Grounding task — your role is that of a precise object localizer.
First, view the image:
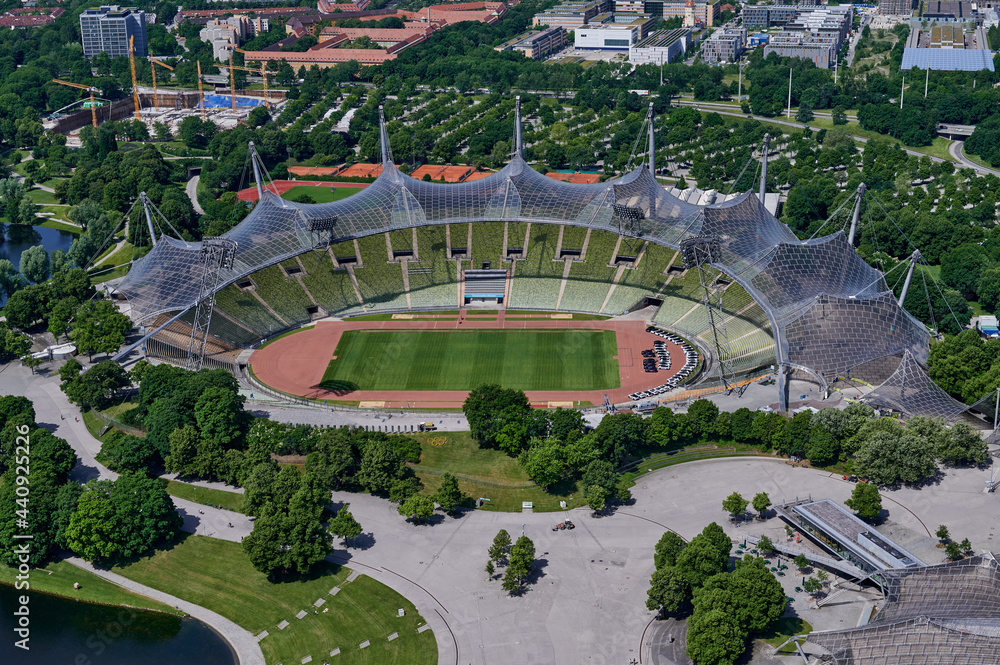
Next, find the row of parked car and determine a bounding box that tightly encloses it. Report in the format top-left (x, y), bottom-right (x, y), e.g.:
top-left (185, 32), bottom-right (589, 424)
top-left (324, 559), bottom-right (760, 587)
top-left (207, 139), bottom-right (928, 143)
top-left (628, 327), bottom-right (700, 401)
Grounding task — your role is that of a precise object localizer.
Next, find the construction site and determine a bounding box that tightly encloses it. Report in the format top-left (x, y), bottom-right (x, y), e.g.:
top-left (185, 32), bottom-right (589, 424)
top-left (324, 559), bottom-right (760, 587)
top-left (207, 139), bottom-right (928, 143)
top-left (42, 38), bottom-right (286, 144)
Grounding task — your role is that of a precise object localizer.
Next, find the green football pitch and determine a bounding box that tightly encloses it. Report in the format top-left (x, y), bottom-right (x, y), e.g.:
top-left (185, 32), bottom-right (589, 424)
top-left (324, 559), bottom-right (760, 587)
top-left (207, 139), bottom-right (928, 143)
top-left (321, 329), bottom-right (621, 391)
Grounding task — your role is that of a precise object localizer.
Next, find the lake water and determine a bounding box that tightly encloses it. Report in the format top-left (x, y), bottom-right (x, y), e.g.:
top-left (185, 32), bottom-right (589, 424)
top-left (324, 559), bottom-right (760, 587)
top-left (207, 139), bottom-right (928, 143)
top-left (0, 224), bottom-right (76, 275)
top-left (0, 582), bottom-right (238, 665)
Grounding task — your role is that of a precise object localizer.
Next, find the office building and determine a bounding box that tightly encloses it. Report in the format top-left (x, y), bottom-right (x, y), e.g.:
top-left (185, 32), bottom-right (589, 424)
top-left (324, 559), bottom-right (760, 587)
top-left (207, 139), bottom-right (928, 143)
top-left (628, 27), bottom-right (692, 65)
top-left (643, 0), bottom-right (719, 26)
top-left (701, 26), bottom-right (745, 63)
top-left (533, 0), bottom-right (613, 30)
top-left (494, 26), bottom-right (568, 59)
top-left (80, 5), bottom-right (147, 58)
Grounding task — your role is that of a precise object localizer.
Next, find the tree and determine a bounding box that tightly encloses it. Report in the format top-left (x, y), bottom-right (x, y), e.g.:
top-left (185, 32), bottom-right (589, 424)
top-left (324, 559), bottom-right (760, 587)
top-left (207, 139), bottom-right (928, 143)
top-left (936, 524), bottom-right (950, 543)
top-left (654, 531), bottom-right (687, 570)
top-left (937, 422), bottom-right (988, 467)
top-left (98, 433), bottom-right (158, 475)
top-left (676, 524), bottom-right (731, 589)
top-left (0, 259), bottom-right (21, 299)
top-left (592, 412), bottom-right (648, 462)
top-left (357, 439), bottom-right (404, 494)
top-left (832, 106), bottom-right (848, 125)
top-left (463, 384), bottom-right (532, 450)
top-left (646, 565), bottom-right (691, 615)
top-left (686, 399), bottom-right (719, 437)
top-left (586, 484), bottom-right (608, 514)
top-left (945, 540), bottom-right (963, 560)
top-left (434, 473), bottom-right (464, 514)
top-left (194, 386), bottom-right (246, 448)
top-left (486, 560), bottom-right (495, 578)
top-left (489, 528), bottom-right (512, 565)
top-left (61, 360), bottom-right (130, 410)
top-left (519, 439), bottom-right (565, 489)
top-left (806, 423), bottom-right (839, 467)
top-left (685, 608), bottom-right (746, 665)
top-left (803, 576), bottom-right (823, 594)
top-left (328, 507), bottom-right (363, 541)
top-left (18, 245), bottom-right (49, 284)
top-left (752, 492), bottom-right (771, 517)
top-left (64, 476), bottom-right (181, 563)
top-left (960, 537), bottom-right (973, 555)
top-left (398, 495), bottom-right (434, 523)
top-left (165, 425), bottom-right (200, 476)
top-left (69, 300), bottom-right (132, 360)
top-left (853, 428), bottom-right (936, 485)
top-left (757, 535), bottom-right (774, 554)
top-left (722, 491), bottom-right (748, 518)
top-left (793, 554), bottom-right (809, 571)
top-left (844, 482), bottom-right (882, 522)
top-left (502, 535), bottom-right (535, 594)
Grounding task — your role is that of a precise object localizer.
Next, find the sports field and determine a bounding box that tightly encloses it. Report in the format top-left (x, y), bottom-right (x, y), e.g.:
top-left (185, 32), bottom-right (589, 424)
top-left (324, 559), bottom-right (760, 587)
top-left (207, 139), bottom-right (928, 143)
top-left (321, 329), bottom-right (620, 391)
top-left (279, 186), bottom-right (358, 204)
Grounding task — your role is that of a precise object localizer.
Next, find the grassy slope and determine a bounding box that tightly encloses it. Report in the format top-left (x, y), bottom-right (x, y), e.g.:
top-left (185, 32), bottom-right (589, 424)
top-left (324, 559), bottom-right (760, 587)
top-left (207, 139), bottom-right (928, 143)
top-left (322, 329), bottom-right (620, 391)
top-left (114, 535), bottom-right (437, 665)
top-left (412, 430), bottom-right (579, 512)
top-left (0, 560), bottom-right (184, 616)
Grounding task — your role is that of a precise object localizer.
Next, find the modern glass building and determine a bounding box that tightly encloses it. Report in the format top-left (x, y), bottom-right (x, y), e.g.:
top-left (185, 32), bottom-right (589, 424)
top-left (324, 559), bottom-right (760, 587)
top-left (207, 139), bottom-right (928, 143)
top-left (80, 5), bottom-right (148, 59)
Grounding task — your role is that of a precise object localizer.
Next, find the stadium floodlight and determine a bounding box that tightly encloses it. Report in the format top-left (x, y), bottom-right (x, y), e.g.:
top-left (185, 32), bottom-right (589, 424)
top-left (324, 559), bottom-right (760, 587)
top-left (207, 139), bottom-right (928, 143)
top-left (680, 236), bottom-right (722, 269)
top-left (612, 204), bottom-right (645, 221)
top-left (309, 216), bottom-right (338, 233)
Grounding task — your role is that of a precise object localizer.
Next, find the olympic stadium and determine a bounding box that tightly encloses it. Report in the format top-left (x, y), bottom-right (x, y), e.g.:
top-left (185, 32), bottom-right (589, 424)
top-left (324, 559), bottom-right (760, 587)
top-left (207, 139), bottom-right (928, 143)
top-left (111, 100), bottom-right (985, 419)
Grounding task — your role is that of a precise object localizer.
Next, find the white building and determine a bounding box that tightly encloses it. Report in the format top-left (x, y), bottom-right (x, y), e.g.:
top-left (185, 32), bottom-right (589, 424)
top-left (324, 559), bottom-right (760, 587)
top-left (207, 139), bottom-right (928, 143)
top-left (628, 28), bottom-right (691, 65)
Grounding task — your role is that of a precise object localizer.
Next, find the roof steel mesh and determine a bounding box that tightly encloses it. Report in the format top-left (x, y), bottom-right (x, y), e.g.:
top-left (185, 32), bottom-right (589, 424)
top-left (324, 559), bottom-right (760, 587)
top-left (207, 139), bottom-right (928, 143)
top-left (116, 145), bottom-right (962, 421)
top-left (809, 554), bottom-right (1000, 664)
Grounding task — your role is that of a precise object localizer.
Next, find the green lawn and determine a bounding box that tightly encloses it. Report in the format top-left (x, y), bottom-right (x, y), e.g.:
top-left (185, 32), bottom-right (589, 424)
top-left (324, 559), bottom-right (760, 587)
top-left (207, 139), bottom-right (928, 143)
top-left (322, 329), bottom-right (620, 391)
top-left (27, 188), bottom-right (59, 205)
top-left (114, 535), bottom-right (437, 665)
top-left (412, 430), bottom-right (579, 512)
top-left (280, 186), bottom-right (360, 204)
top-left (161, 479), bottom-right (245, 513)
top-left (760, 616), bottom-right (813, 653)
top-left (0, 560), bottom-right (183, 616)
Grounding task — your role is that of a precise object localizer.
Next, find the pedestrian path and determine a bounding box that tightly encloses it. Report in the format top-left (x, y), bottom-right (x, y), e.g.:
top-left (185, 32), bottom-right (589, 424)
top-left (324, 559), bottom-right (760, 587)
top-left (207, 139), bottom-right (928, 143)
top-left (65, 557), bottom-right (265, 665)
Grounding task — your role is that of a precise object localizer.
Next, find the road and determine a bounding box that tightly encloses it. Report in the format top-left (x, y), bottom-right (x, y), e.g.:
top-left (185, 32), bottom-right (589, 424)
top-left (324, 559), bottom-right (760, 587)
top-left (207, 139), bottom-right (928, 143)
top-left (948, 139), bottom-right (1000, 177)
top-left (186, 174), bottom-right (205, 214)
top-left (846, 13), bottom-right (872, 67)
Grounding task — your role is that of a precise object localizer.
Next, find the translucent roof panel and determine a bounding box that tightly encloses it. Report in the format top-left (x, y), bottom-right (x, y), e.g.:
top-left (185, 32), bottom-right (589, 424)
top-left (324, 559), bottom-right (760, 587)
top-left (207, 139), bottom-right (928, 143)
top-left (114, 126), bottom-right (966, 422)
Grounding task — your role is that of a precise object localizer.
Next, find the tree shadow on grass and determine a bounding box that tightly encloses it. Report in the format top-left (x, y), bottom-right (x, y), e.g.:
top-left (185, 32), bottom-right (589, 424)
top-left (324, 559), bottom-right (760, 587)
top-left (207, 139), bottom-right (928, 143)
top-left (314, 379), bottom-right (359, 394)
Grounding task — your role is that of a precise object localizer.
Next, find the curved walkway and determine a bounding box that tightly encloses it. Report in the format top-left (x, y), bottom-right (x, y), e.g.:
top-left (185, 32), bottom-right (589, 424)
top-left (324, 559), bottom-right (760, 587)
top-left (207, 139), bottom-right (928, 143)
top-left (64, 557), bottom-right (265, 665)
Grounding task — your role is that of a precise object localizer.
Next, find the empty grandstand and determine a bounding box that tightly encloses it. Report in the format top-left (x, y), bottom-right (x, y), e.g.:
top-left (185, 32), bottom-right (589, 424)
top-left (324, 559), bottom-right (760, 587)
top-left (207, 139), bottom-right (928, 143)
top-left (114, 99), bottom-right (968, 418)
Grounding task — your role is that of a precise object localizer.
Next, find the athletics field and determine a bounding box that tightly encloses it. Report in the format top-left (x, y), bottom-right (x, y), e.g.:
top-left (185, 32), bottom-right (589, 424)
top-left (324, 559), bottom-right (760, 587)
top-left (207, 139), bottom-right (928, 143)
top-left (321, 329), bottom-right (620, 391)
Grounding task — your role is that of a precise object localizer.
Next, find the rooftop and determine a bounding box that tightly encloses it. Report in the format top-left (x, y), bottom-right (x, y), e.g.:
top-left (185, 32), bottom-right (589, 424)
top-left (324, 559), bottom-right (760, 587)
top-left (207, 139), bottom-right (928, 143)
top-left (792, 499), bottom-right (925, 571)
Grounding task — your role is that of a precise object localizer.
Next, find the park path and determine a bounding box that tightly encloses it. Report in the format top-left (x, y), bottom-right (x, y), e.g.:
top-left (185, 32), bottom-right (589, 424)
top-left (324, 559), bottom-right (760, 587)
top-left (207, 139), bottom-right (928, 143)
top-left (64, 557), bottom-right (265, 665)
top-left (186, 174), bottom-right (205, 214)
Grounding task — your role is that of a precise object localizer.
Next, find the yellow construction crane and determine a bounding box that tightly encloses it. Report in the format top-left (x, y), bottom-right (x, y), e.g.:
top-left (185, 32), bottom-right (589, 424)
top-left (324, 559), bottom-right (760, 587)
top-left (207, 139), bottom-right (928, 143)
top-left (196, 60), bottom-right (206, 120)
top-left (52, 79), bottom-right (100, 128)
top-left (128, 35), bottom-right (142, 120)
top-left (150, 60), bottom-right (174, 108)
top-left (233, 48), bottom-right (275, 108)
top-left (228, 52), bottom-right (236, 110)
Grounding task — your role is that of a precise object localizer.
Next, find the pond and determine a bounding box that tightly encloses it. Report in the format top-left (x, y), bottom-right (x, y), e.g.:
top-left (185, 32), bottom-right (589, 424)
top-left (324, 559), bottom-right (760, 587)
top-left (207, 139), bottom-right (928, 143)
top-left (0, 223), bottom-right (76, 274)
top-left (0, 582), bottom-right (238, 665)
